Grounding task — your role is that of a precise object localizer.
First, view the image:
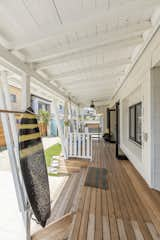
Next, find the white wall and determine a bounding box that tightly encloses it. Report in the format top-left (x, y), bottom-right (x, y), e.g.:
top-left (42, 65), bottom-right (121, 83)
top-left (96, 105), bottom-right (107, 133)
top-left (112, 26), bottom-right (160, 188)
top-left (121, 86), bottom-right (143, 175)
top-left (150, 67), bottom-right (160, 190)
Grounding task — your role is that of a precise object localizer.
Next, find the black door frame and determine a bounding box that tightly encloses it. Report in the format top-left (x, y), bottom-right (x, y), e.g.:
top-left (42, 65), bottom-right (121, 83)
top-left (115, 101), bottom-right (128, 160)
top-left (107, 108), bottom-right (116, 143)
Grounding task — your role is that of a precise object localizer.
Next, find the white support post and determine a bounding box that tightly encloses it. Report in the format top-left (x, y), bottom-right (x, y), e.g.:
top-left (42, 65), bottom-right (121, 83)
top-left (21, 73), bottom-right (31, 111)
top-left (21, 73), bottom-right (31, 240)
top-left (0, 76), bottom-right (25, 211)
top-left (52, 99), bottom-right (67, 159)
top-left (1, 71), bottom-right (20, 163)
top-left (78, 134), bottom-right (81, 157)
top-left (69, 133), bottom-right (72, 156)
top-left (64, 99), bottom-right (69, 138)
top-left (0, 71), bottom-right (31, 240)
top-left (87, 134), bottom-right (90, 158)
top-left (74, 133), bottom-right (77, 156)
top-left (68, 100), bottom-right (75, 132)
top-left (76, 105), bottom-right (79, 132)
top-left (82, 134), bottom-right (85, 157)
top-left (0, 71), bottom-right (29, 239)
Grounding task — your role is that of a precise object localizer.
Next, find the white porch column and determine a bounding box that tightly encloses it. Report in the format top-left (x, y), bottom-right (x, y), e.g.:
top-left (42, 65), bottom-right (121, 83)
top-left (0, 71), bottom-right (29, 239)
top-left (64, 99), bottom-right (69, 138)
top-left (21, 72), bottom-right (31, 240)
top-left (0, 71), bottom-right (26, 211)
top-left (150, 67), bottom-right (160, 190)
top-left (68, 100), bottom-right (75, 132)
top-left (52, 99), bottom-right (67, 159)
top-left (1, 71), bottom-right (18, 144)
top-left (21, 73), bottom-right (31, 111)
top-left (76, 105), bottom-right (80, 132)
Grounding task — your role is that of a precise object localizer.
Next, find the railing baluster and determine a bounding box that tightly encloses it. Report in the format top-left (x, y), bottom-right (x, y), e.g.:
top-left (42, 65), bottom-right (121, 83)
top-left (82, 133), bottom-right (85, 157)
top-left (87, 133), bottom-right (90, 158)
top-left (67, 132), bottom-right (92, 160)
top-left (78, 133), bottom-right (81, 157)
top-left (69, 133), bottom-right (72, 156)
top-left (74, 133), bottom-right (77, 156)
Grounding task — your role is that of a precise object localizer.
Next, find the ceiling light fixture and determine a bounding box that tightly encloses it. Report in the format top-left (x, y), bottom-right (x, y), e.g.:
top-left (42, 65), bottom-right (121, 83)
top-left (90, 100), bottom-right (95, 108)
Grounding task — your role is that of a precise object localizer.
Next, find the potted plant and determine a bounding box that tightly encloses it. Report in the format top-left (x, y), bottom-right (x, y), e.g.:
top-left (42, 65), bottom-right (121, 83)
top-left (38, 110), bottom-right (50, 136)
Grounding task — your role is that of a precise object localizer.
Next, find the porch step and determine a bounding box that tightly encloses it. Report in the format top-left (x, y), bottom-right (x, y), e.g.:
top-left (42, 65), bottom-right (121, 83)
top-left (48, 168), bottom-right (87, 224)
top-left (31, 212), bottom-right (74, 240)
top-left (48, 158), bottom-right (89, 175)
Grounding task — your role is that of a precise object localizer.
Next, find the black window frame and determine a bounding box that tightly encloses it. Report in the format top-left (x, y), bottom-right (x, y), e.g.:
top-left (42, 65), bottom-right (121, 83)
top-left (129, 102), bottom-right (142, 145)
top-left (10, 93), bottom-right (16, 103)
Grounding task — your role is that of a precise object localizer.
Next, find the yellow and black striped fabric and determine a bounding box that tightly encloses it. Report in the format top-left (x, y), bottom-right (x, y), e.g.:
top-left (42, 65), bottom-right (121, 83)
top-left (18, 110), bottom-right (50, 227)
top-left (19, 113), bottom-right (41, 159)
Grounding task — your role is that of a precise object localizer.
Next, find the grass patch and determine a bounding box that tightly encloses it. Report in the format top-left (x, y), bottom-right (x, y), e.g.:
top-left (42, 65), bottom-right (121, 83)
top-left (45, 143), bottom-right (61, 167)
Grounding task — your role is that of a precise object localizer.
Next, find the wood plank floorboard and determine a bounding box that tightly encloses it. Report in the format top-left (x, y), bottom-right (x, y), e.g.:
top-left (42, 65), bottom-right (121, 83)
top-left (69, 141), bottom-right (160, 240)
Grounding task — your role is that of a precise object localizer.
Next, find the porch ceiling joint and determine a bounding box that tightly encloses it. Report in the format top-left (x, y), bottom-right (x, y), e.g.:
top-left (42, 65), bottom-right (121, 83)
top-left (0, 43), bottom-right (78, 105)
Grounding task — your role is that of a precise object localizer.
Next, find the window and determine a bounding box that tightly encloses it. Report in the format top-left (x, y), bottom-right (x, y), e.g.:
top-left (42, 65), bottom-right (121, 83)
top-left (129, 106), bottom-right (135, 141)
top-left (38, 101), bottom-right (50, 112)
top-left (10, 94), bottom-right (16, 103)
top-left (129, 102), bottom-right (142, 145)
top-left (59, 104), bottom-right (63, 110)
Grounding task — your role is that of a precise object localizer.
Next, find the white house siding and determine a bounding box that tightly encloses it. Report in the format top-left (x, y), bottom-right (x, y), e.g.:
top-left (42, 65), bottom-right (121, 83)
top-left (113, 27), bottom-right (160, 189)
top-left (150, 67), bottom-right (160, 190)
top-left (121, 86), bottom-right (143, 173)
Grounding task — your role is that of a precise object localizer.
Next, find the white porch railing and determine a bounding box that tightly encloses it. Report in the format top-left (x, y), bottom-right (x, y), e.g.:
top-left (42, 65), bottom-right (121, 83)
top-left (67, 133), bottom-right (92, 160)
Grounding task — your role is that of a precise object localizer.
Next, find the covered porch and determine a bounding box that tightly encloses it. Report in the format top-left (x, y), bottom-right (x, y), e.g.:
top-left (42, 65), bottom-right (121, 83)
top-left (0, 1), bottom-right (160, 240)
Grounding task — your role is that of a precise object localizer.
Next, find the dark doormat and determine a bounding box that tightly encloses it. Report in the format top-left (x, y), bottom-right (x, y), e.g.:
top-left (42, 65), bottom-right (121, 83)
top-left (84, 167), bottom-right (107, 190)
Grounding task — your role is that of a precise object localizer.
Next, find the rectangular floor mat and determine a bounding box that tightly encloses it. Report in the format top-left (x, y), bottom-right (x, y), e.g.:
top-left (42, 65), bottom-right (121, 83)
top-left (84, 167), bottom-right (107, 190)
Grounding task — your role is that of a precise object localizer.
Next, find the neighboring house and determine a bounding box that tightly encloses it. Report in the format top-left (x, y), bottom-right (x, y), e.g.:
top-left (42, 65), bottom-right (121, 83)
top-left (0, 85), bottom-right (21, 149)
top-left (31, 94), bottom-right (51, 114)
top-left (1, 89), bottom-right (64, 148)
top-left (31, 95), bottom-right (64, 137)
top-left (0, 90), bottom-right (64, 149)
top-left (9, 85), bottom-right (21, 110)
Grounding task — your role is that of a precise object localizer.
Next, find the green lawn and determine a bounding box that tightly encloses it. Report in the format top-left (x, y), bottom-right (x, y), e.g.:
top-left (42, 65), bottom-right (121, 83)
top-left (45, 143), bottom-right (62, 167)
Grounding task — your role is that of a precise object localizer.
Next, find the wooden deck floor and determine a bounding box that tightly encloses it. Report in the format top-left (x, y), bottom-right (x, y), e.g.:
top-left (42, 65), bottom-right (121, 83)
top-left (32, 141), bottom-right (160, 240)
top-left (69, 141), bottom-right (160, 240)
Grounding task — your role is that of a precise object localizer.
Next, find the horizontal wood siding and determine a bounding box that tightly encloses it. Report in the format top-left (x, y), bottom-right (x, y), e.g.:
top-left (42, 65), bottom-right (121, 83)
top-left (0, 120), bottom-right (6, 147)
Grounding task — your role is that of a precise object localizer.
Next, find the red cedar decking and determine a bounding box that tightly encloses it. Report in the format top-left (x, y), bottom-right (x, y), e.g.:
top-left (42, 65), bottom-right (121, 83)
top-left (32, 141), bottom-right (160, 240)
top-left (69, 141), bottom-right (160, 240)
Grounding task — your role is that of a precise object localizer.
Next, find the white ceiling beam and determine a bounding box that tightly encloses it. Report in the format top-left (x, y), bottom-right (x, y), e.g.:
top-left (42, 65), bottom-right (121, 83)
top-left (58, 68), bottom-right (125, 83)
top-left (72, 87), bottom-right (114, 95)
top-left (72, 86), bottom-right (114, 93)
top-left (0, 34), bottom-right (10, 49)
top-left (29, 21), bottom-right (151, 64)
top-left (50, 57), bottom-right (130, 80)
top-left (0, 43), bottom-right (77, 104)
top-left (35, 35), bottom-right (143, 70)
top-left (67, 79), bottom-right (117, 90)
top-left (37, 48), bottom-right (131, 72)
top-left (60, 72), bottom-right (123, 86)
top-left (9, 0), bottom-right (160, 51)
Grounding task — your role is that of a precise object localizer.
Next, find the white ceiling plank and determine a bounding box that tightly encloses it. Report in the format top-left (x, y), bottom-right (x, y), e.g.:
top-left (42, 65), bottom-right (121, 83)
top-left (67, 81), bottom-right (116, 90)
top-left (0, 42), bottom-right (78, 103)
top-left (49, 57), bottom-right (130, 80)
top-left (35, 36), bottom-right (140, 70)
top-left (0, 0), bottom-right (159, 105)
top-left (8, 0), bottom-right (159, 50)
top-left (59, 71), bottom-right (124, 85)
top-left (28, 20), bottom-right (151, 63)
top-left (72, 85), bottom-right (114, 92)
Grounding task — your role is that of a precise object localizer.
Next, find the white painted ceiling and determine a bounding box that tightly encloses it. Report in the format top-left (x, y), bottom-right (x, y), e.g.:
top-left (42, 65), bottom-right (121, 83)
top-left (0, 0), bottom-right (160, 105)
